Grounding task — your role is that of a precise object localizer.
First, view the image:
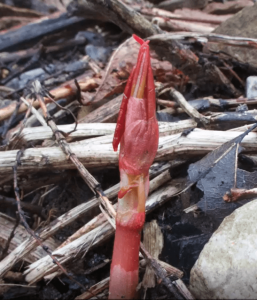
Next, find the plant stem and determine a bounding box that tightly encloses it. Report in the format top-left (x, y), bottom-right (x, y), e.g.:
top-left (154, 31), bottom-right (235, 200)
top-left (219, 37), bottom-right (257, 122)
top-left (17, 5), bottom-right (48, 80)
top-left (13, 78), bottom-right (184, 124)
top-left (109, 173), bottom-right (148, 299)
top-left (109, 225), bottom-right (141, 299)
top-left (109, 35), bottom-right (159, 298)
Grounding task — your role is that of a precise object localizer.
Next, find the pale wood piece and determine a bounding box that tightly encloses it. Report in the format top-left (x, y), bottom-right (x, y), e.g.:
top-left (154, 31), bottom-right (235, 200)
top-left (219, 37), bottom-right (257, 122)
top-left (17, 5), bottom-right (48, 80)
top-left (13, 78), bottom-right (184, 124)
top-left (0, 184), bottom-right (118, 278)
top-left (1, 129), bottom-right (257, 177)
top-left (0, 213), bottom-right (59, 263)
top-left (0, 163), bottom-right (176, 278)
top-left (152, 16), bottom-right (214, 33)
top-left (24, 182), bottom-right (182, 284)
top-left (75, 277), bottom-right (109, 299)
top-left (142, 220), bottom-right (164, 289)
top-left (9, 120), bottom-right (196, 148)
top-left (174, 279), bottom-right (195, 300)
top-left (148, 31), bottom-right (257, 48)
top-left (169, 87), bottom-right (209, 126)
top-left (58, 169), bottom-right (172, 249)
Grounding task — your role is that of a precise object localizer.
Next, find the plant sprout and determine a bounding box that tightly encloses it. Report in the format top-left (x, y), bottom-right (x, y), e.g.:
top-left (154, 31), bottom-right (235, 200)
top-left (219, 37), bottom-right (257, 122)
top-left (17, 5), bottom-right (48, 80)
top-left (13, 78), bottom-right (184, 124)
top-left (109, 34), bottom-right (159, 299)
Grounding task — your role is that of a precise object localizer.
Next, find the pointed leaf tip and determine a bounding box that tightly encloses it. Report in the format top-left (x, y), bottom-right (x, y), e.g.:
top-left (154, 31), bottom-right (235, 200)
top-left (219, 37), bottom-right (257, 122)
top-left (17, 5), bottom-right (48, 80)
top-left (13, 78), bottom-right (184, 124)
top-left (133, 34), bottom-right (149, 45)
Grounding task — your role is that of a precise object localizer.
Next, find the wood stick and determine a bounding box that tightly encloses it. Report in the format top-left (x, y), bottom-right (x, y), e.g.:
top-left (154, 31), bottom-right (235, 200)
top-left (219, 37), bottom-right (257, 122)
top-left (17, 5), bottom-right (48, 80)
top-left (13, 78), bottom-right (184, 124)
top-left (24, 221), bottom-right (113, 284)
top-left (0, 12), bottom-right (85, 52)
top-left (139, 244), bottom-right (183, 299)
top-left (24, 182), bottom-right (182, 284)
top-left (8, 120), bottom-right (197, 148)
top-left (0, 213), bottom-right (59, 264)
top-left (0, 186), bottom-right (116, 278)
top-left (141, 7), bottom-right (229, 25)
top-left (228, 124), bottom-right (257, 132)
top-left (0, 2), bottom-right (43, 18)
top-left (68, 0), bottom-right (160, 37)
top-left (75, 277), bottom-right (109, 299)
top-left (174, 279), bottom-right (195, 300)
top-left (169, 87), bottom-right (209, 126)
top-left (140, 259), bottom-right (183, 279)
top-left (78, 94), bottom-right (122, 123)
top-left (152, 16), bottom-right (214, 33)
top-left (148, 31), bottom-right (257, 49)
top-left (1, 129), bottom-right (257, 176)
top-left (0, 195), bottom-right (47, 219)
top-left (0, 78), bottom-right (98, 122)
top-left (58, 169), bottom-right (173, 249)
top-left (20, 97), bottom-right (47, 127)
top-left (0, 161), bottom-right (177, 277)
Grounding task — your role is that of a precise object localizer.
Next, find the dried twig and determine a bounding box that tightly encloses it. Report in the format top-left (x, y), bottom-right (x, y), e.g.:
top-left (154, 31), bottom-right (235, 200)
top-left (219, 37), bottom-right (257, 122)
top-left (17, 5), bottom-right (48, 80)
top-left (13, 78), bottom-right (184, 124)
top-left (0, 183), bottom-right (118, 277)
top-left (8, 120), bottom-right (196, 148)
top-left (1, 101), bottom-right (21, 139)
top-left (222, 61), bottom-right (245, 87)
top-left (24, 182), bottom-right (182, 284)
top-left (0, 78), bottom-right (98, 122)
top-left (152, 16), bottom-right (214, 33)
top-left (0, 212), bottom-right (59, 264)
top-left (2, 129), bottom-right (257, 176)
top-left (29, 80), bottom-right (100, 195)
top-left (12, 149), bottom-right (86, 289)
top-left (148, 32), bottom-right (257, 50)
top-left (0, 195), bottom-right (46, 219)
top-left (24, 221), bottom-right (114, 284)
top-left (168, 87), bottom-right (209, 127)
top-left (20, 97), bottom-right (47, 127)
top-left (58, 166), bottom-right (176, 249)
top-left (4, 97), bottom-right (46, 151)
top-left (76, 277), bottom-right (109, 300)
top-left (223, 187), bottom-right (257, 203)
top-left (140, 245), bottom-right (184, 299)
top-left (0, 214), bottom-right (19, 261)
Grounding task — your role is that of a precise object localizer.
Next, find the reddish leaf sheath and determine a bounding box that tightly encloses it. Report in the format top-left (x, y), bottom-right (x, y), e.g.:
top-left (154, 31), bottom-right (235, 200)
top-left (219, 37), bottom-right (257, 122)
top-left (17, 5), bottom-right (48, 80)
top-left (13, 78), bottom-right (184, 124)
top-left (109, 35), bottom-right (159, 299)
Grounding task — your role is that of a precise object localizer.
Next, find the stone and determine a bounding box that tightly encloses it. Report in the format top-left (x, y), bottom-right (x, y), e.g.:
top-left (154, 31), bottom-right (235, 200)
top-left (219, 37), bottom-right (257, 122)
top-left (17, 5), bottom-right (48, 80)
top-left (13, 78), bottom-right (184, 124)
top-left (210, 3), bottom-right (257, 68)
top-left (189, 199), bottom-right (257, 299)
top-left (246, 76), bottom-right (257, 99)
top-left (203, 0), bottom-right (253, 15)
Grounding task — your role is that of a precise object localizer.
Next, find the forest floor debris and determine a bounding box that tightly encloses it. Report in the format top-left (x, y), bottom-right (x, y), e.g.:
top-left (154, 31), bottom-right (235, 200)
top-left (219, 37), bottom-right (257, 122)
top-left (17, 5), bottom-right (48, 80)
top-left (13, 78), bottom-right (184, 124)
top-left (0, 0), bottom-right (257, 299)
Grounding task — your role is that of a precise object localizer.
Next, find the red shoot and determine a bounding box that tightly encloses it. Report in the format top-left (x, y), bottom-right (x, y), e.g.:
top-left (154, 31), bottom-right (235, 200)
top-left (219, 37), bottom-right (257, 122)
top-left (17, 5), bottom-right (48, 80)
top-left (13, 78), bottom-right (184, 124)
top-left (109, 35), bottom-right (159, 299)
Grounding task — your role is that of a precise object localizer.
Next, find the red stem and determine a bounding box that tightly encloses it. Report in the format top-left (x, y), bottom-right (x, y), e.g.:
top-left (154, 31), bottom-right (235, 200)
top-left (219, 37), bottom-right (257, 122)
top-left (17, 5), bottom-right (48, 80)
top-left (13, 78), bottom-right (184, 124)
top-left (109, 224), bottom-right (141, 299)
top-left (109, 173), bottom-right (147, 299)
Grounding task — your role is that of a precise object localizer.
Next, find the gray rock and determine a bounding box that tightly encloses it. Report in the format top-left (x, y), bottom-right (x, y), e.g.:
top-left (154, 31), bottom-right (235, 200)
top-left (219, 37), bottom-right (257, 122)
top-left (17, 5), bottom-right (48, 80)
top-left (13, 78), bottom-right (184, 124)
top-left (189, 199), bottom-right (257, 299)
top-left (210, 3), bottom-right (257, 68)
top-left (246, 76), bottom-right (257, 98)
